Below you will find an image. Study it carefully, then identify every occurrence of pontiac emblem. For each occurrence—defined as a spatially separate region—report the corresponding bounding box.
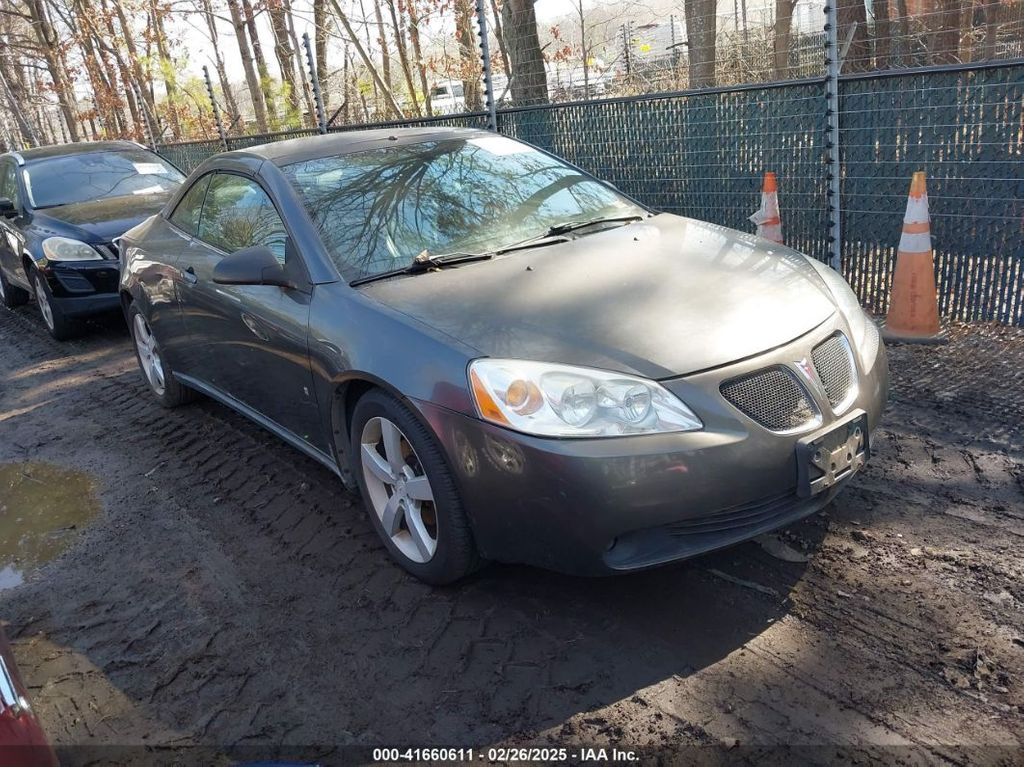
[795,357,817,383]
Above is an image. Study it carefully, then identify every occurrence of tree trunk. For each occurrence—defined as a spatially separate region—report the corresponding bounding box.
[150,0,182,139]
[980,0,1000,60]
[873,0,892,68]
[373,0,392,89]
[268,0,303,119]
[241,0,279,125]
[490,0,512,77]
[501,0,547,105]
[773,0,797,79]
[684,0,717,88]
[226,0,269,132]
[925,0,961,65]
[837,0,870,72]
[114,2,155,115]
[284,0,317,123]
[313,0,329,107]
[329,0,406,117]
[405,0,432,115]
[388,0,421,115]
[201,0,241,128]
[455,0,482,111]
[24,0,79,140]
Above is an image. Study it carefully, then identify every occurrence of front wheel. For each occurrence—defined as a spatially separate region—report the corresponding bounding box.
[128,304,196,408]
[33,270,78,340]
[350,390,483,584]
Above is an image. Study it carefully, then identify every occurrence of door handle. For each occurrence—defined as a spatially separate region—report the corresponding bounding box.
[182,266,198,285]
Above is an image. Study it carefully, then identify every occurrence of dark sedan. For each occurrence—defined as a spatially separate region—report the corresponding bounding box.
[0,141,183,339]
[119,128,888,584]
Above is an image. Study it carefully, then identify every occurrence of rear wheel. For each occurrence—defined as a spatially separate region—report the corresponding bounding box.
[0,268,29,309]
[129,304,196,408]
[351,390,482,584]
[33,270,78,340]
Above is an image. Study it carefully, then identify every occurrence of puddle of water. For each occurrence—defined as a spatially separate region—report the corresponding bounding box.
[0,462,100,591]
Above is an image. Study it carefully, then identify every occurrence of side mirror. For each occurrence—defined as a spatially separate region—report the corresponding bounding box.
[213,245,293,288]
[0,198,16,219]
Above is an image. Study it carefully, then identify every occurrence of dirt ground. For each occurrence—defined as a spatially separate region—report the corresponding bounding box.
[0,300,1021,766]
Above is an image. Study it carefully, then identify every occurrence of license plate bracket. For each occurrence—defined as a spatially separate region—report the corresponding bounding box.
[796,411,869,498]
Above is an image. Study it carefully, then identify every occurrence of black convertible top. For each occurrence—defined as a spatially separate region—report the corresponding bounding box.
[227,127,491,167]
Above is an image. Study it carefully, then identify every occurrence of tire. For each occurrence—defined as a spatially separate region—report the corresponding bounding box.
[0,267,29,309]
[33,269,79,340]
[350,389,483,584]
[128,303,196,408]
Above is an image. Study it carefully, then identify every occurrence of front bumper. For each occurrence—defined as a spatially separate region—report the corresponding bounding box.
[42,260,121,317]
[415,315,889,576]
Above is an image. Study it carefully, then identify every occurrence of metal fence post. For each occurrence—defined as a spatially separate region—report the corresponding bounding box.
[475,0,498,132]
[203,65,228,151]
[824,3,842,270]
[303,32,328,134]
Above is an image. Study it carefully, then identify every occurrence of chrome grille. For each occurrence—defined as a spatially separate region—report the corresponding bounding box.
[720,367,818,432]
[812,333,857,410]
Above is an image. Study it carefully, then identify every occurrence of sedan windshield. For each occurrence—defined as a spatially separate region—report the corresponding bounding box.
[283,136,645,282]
[24,149,184,209]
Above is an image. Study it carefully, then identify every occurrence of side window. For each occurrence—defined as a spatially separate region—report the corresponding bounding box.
[198,173,287,262]
[0,161,19,207]
[169,175,211,236]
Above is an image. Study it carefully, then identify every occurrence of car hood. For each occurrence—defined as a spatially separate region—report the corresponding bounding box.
[33,193,170,243]
[359,214,838,379]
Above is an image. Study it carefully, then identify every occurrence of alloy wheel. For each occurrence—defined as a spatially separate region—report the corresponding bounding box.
[34,274,54,331]
[360,416,438,563]
[133,313,166,396]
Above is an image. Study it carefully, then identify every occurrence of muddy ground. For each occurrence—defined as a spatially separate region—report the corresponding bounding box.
[0,300,1021,765]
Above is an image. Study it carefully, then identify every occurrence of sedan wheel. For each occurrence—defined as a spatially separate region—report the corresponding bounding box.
[127,304,196,408]
[133,313,166,396]
[34,273,55,332]
[32,271,76,340]
[351,390,482,584]
[361,416,438,563]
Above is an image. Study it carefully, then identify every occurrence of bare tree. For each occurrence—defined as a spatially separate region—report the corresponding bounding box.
[773,0,797,79]
[683,0,716,88]
[501,0,547,105]
[226,0,269,131]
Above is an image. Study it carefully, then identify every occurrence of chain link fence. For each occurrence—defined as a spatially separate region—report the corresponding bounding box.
[154,2,1024,327]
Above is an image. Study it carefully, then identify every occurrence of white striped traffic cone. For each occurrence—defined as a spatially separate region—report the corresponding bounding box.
[882,171,945,343]
[749,172,783,244]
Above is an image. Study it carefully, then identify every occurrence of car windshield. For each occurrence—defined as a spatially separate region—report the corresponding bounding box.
[24,149,184,209]
[283,136,645,282]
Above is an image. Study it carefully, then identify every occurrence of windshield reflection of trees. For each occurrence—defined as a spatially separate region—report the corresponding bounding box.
[28,152,183,209]
[287,140,637,280]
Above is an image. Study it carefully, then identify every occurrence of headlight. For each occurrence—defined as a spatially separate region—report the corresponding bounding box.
[42,237,103,262]
[805,257,880,371]
[468,359,703,437]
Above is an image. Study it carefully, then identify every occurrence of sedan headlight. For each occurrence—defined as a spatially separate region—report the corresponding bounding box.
[42,237,103,262]
[806,257,880,371]
[468,359,703,437]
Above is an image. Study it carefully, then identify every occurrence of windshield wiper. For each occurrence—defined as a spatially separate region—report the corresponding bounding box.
[350,251,493,286]
[545,214,646,236]
[492,214,646,256]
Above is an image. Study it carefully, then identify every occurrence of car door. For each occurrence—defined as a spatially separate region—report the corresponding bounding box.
[138,173,212,368]
[0,159,27,290]
[179,171,324,449]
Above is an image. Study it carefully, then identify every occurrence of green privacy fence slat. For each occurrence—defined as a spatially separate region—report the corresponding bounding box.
[839,64,1023,326]
[155,64,1023,326]
[496,81,830,265]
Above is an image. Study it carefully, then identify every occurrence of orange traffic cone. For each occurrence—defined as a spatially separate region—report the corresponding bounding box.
[749,172,783,244]
[882,172,945,344]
